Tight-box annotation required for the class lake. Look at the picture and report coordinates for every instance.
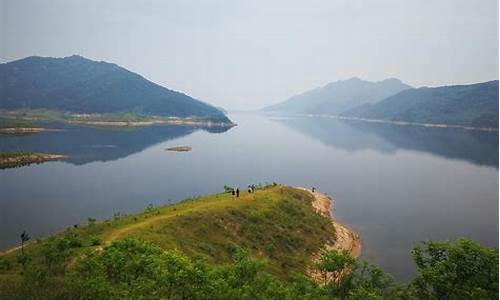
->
[0,113,498,281]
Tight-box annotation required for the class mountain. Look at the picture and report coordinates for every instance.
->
[263,77,412,115]
[343,80,499,128]
[0,55,231,123]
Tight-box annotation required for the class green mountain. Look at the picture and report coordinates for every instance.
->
[0,55,231,123]
[343,80,499,128]
[263,77,412,115]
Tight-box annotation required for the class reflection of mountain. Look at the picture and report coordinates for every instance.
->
[276,117,498,168]
[0,123,231,165]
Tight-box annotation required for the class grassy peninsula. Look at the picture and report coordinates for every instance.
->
[0,185,497,299]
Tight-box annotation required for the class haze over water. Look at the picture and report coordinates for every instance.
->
[0,113,498,281]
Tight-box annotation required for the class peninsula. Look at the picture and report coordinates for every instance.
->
[0,152,66,169]
[0,185,496,300]
[0,185,357,276]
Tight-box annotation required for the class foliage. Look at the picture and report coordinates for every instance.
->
[0,257,11,271]
[410,238,498,300]
[89,236,102,246]
[0,186,497,299]
[316,249,355,286]
[67,238,330,300]
[345,80,499,128]
[0,55,231,122]
[115,186,335,277]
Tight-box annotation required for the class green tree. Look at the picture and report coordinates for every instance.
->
[411,238,498,300]
[316,249,355,286]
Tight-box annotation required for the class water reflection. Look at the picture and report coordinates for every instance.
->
[276,116,498,168]
[0,123,232,165]
[0,114,497,282]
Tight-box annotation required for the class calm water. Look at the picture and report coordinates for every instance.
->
[0,113,498,281]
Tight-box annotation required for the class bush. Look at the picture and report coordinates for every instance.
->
[89,236,102,246]
[0,257,11,271]
[411,238,498,300]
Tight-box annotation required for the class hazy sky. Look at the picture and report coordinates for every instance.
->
[1,0,498,109]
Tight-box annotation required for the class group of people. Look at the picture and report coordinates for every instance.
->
[230,184,257,198]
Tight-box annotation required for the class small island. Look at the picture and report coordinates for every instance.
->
[166,146,192,152]
[0,152,66,169]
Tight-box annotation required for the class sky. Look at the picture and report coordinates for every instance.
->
[1,0,498,110]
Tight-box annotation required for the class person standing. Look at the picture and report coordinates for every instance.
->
[232,189,236,199]
[236,188,240,198]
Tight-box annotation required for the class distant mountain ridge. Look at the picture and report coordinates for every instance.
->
[343,80,499,129]
[0,55,231,123]
[263,77,412,115]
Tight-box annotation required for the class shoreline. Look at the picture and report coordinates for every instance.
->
[0,127,62,134]
[298,187,361,282]
[0,153,67,169]
[298,187,361,258]
[301,188,361,258]
[335,116,498,132]
[66,119,237,128]
[267,113,498,132]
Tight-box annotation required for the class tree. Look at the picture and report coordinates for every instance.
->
[315,249,355,288]
[20,230,30,255]
[411,238,498,300]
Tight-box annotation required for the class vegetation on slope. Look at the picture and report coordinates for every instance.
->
[0,55,231,123]
[0,186,335,278]
[0,186,497,299]
[343,80,499,128]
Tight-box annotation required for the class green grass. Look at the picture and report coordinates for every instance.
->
[0,186,335,279]
[0,118,36,129]
[0,152,35,159]
[0,109,235,125]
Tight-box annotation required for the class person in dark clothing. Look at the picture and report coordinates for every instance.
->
[236,188,240,197]
[312,187,315,192]
[231,189,236,198]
